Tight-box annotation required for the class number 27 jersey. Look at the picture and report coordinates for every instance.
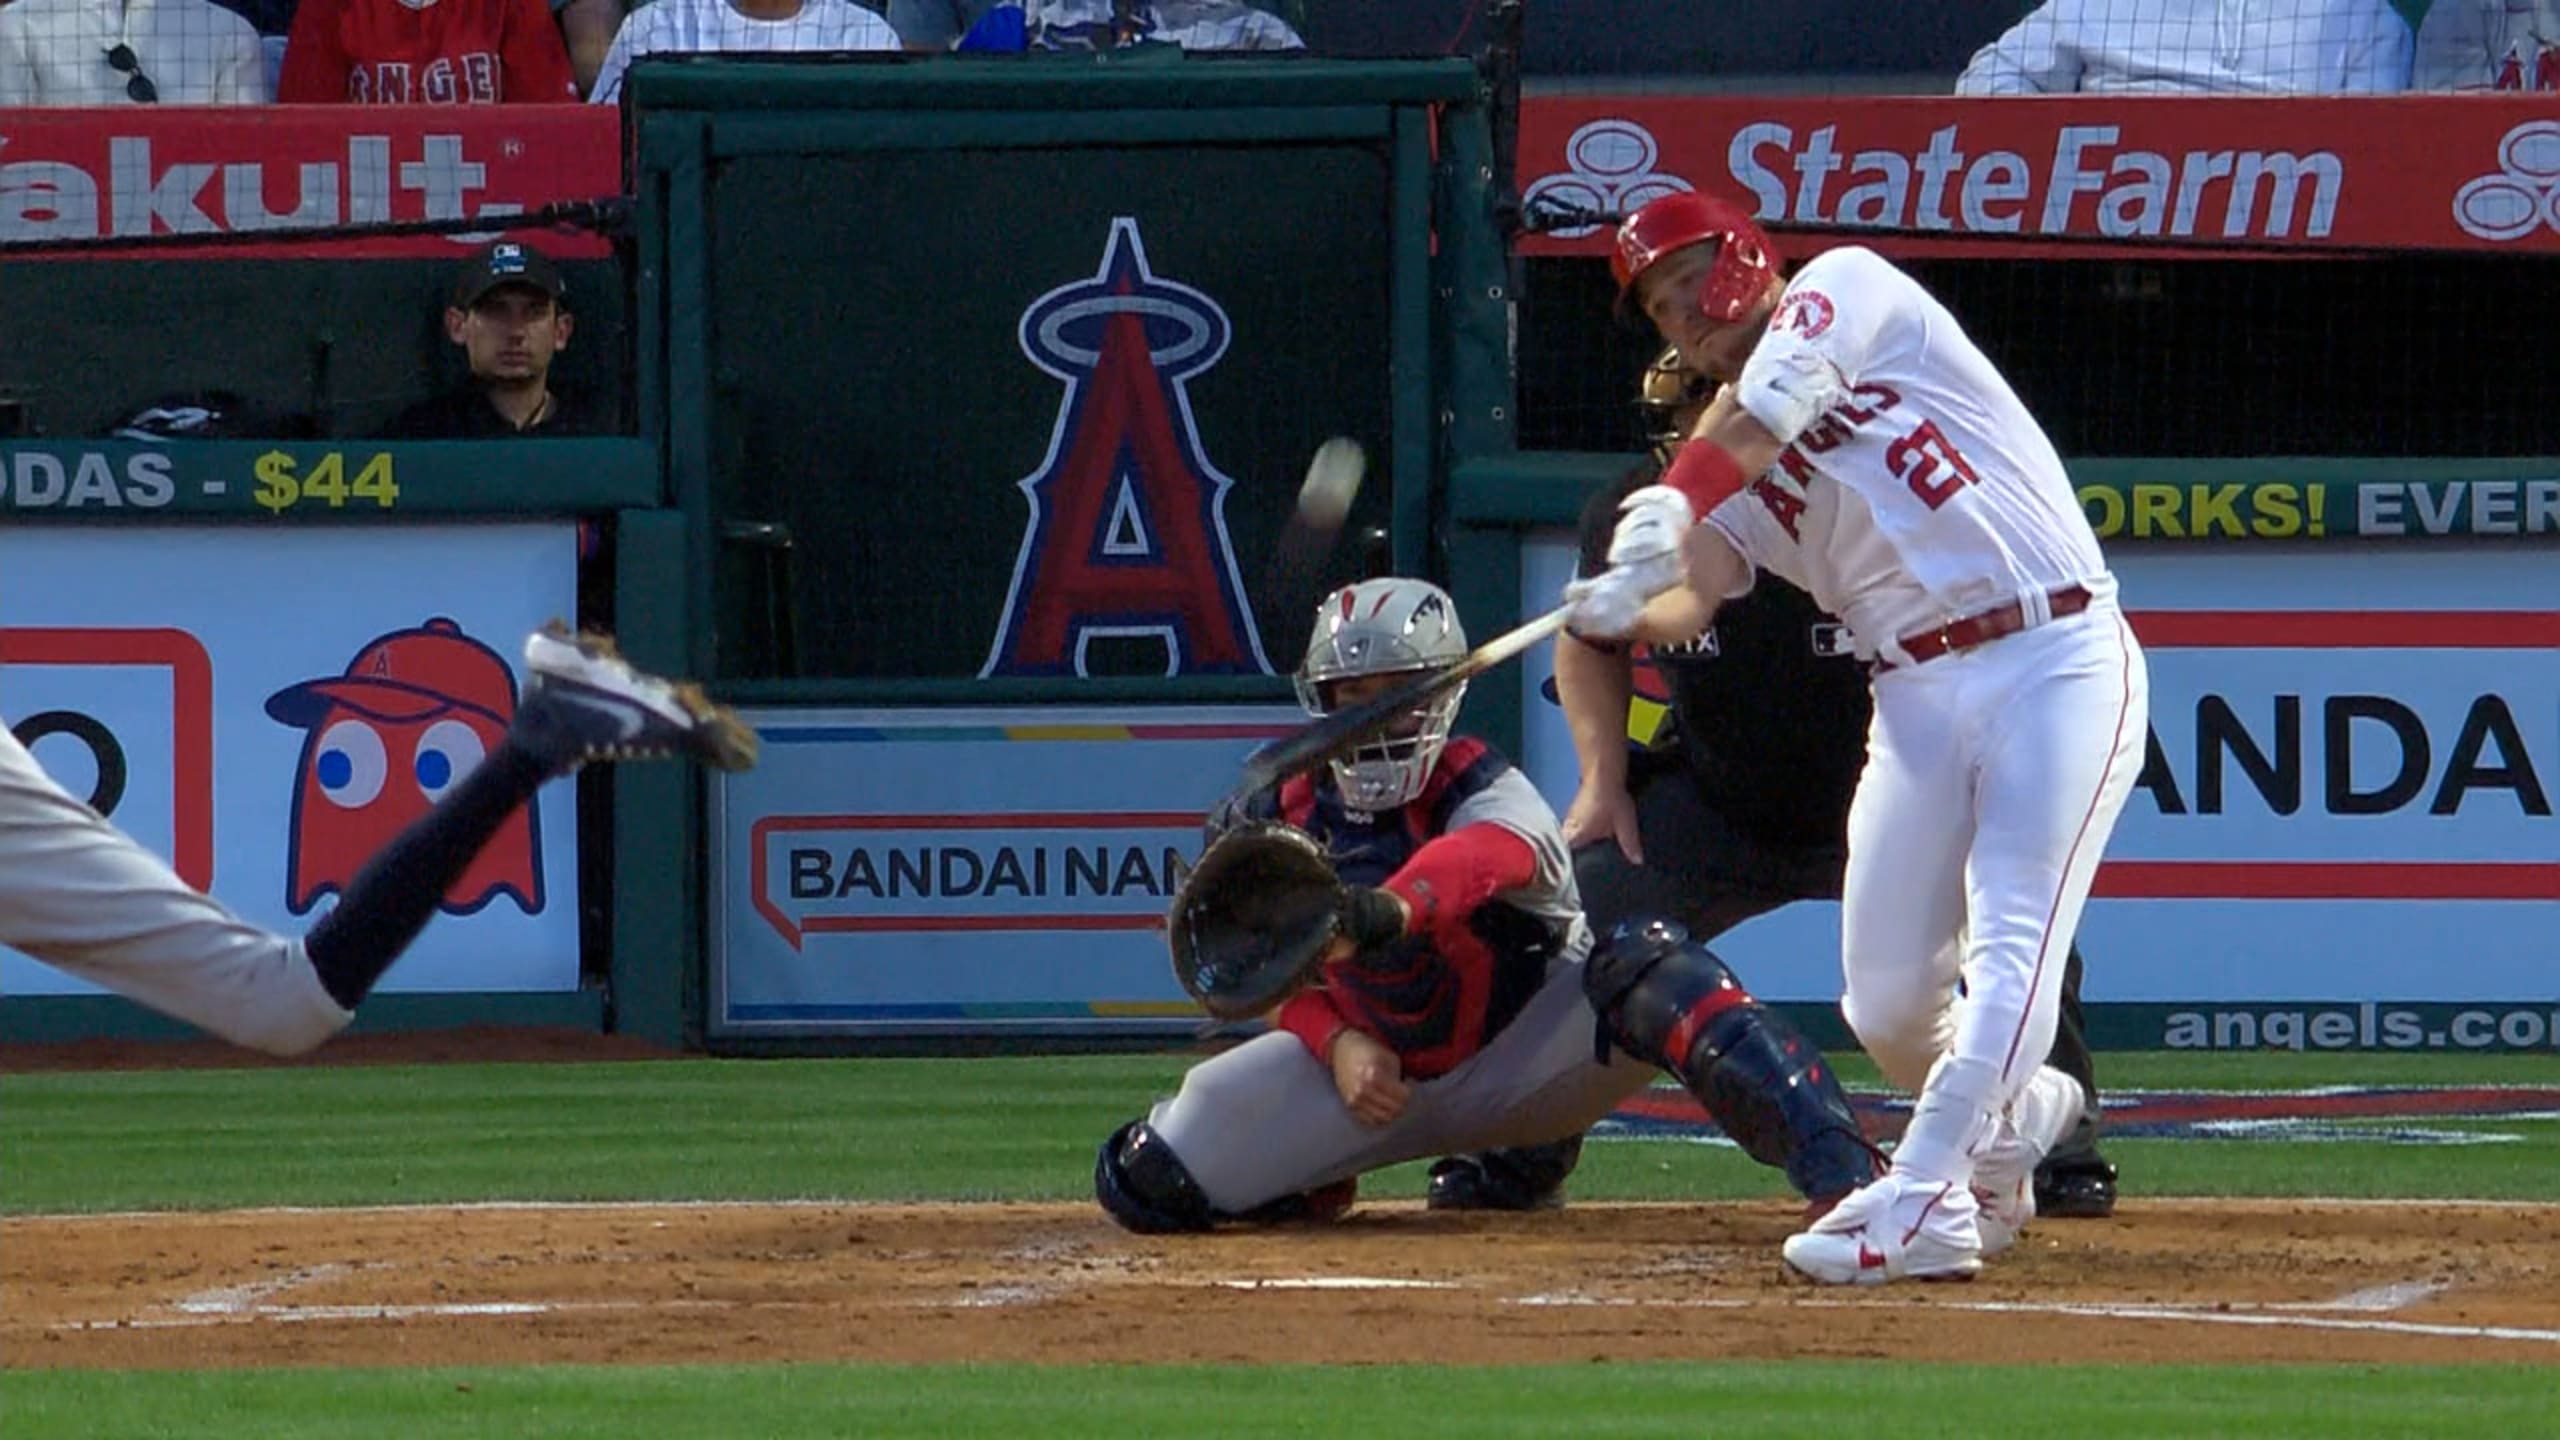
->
[1704,246,2112,649]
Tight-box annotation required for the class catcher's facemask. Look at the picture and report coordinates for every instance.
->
[1640,344,1714,468]
[1296,579,1470,812]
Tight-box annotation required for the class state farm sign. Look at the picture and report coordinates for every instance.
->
[1728,122,2339,240]
[1520,95,2560,259]
[0,107,618,259]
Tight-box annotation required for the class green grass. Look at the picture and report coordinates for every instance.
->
[4,1050,2556,1214]
[2,1362,2551,1440]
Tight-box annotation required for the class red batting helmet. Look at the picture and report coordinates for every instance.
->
[1612,191,1779,326]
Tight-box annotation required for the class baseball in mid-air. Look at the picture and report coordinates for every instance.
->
[1298,437,1366,530]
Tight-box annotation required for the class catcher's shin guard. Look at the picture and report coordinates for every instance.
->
[1094,1121,1218,1234]
[1585,919,1881,1203]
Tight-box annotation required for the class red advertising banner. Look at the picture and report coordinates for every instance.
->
[1519,96,2560,260]
[0,105,619,259]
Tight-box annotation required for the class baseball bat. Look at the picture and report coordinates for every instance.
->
[1228,602,1573,803]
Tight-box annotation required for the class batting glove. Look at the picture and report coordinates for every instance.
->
[1564,485,1692,640]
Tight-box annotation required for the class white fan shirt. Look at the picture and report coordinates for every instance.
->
[590,0,899,103]
[0,0,269,105]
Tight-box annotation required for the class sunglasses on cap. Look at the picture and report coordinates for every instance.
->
[104,44,158,104]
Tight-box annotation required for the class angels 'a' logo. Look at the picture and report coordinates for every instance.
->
[983,218,1270,678]
[1773,289,1836,340]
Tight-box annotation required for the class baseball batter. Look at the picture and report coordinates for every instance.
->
[1095,578,1881,1231]
[1566,193,2149,1284]
[0,625,755,1056]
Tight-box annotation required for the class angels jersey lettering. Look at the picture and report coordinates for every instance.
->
[279,0,576,104]
[1706,246,2112,651]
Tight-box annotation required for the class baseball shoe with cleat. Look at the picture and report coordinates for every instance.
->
[1781,1171,1983,1286]
[514,623,759,774]
[1425,1137,1583,1213]
[2034,1159,2119,1219]
[1972,1066,2089,1255]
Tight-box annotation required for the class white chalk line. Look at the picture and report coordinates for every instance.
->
[52,1300,673,1332]
[1212,1277,1461,1291]
[2273,1281,2448,1312]
[1874,1299,2560,1346]
[171,1263,358,1315]
[1498,1294,2558,1344]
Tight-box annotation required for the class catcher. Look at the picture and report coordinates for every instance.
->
[1094,577,1881,1232]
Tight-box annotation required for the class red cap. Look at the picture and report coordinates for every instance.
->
[265,618,516,727]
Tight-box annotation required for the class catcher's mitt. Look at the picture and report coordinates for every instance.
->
[1167,822,1347,1021]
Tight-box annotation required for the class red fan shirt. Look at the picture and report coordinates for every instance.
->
[279,0,578,104]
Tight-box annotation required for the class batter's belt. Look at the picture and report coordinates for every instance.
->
[1872,582,2093,673]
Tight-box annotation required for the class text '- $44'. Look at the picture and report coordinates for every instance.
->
[253,451,401,514]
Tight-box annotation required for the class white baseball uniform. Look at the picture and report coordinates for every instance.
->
[1699,245,2149,1180]
[1,724,351,1055]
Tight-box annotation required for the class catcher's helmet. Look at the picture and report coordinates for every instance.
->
[1638,343,1713,466]
[1612,191,1779,327]
[1297,578,1468,812]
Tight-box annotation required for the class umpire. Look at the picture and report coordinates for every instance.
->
[1431,356,2117,1219]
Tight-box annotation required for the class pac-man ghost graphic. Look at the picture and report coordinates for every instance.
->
[265,619,542,917]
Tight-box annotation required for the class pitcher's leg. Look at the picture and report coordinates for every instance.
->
[0,729,347,1056]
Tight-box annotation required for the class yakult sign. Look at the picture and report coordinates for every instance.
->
[1519,95,2560,258]
[0,107,618,258]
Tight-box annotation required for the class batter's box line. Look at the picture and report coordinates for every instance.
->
[49,1297,737,1333]
[1496,1293,2559,1345]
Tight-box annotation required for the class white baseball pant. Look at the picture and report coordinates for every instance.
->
[1,725,350,1055]
[1147,957,1657,1214]
[1836,601,2148,1172]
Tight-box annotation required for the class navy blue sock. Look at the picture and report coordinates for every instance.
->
[305,739,551,1010]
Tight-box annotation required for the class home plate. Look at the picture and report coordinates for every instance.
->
[1212,1277,1462,1291]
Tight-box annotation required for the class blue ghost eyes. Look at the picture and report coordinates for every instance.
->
[314,721,388,808]
[314,718,487,806]
[414,720,487,801]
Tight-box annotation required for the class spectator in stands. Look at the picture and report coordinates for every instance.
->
[1955,0,2412,93]
[890,0,1303,52]
[556,0,620,93]
[279,0,577,101]
[207,0,291,97]
[2409,0,2557,88]
[1032,1,1302,49]
[383,241,597,438]
[0,0,272,103]
[588,0,896,103]
[888,0,995,49]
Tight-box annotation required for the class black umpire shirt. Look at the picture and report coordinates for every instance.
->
[1576,468,1872,850]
